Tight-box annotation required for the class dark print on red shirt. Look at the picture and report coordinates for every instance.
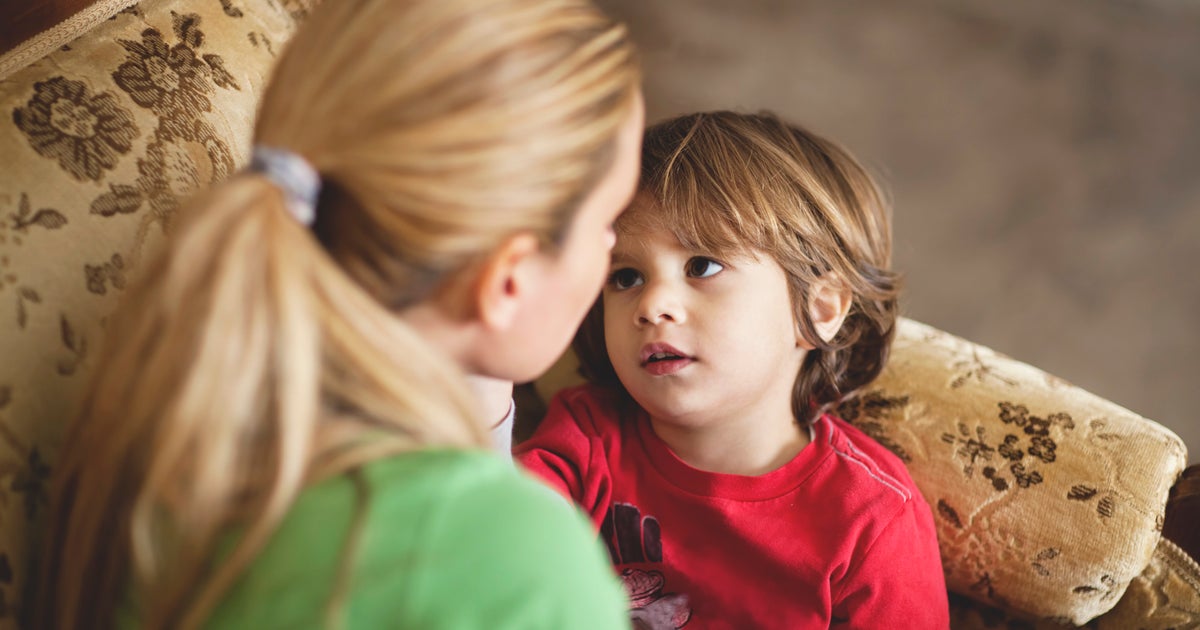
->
[601,503,692,629]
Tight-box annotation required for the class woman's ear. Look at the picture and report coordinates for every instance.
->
[797,274,853,349]
[472,232,541,332]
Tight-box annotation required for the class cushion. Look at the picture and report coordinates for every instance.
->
[0,0,312,625]
[835,318,1186,625]
[949,538,1200,628]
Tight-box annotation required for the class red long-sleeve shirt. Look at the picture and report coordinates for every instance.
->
[516,384,949,629]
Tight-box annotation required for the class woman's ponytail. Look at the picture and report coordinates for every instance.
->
[37,0,639,625]
[40,176,483,627]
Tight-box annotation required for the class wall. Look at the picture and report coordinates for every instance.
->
[599,0,1200,462]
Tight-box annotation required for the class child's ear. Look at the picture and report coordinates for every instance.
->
[796,275,853,349]
[472,232,541,331]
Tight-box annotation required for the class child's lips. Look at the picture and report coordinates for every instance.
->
[640,342,690,365]
[643,356,693,376]
[640,342,694,375]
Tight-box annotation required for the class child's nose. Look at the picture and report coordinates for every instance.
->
[635,281,684,326]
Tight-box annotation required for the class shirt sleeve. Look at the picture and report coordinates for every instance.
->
[409,468,632,630]
[513,390,599,504]
[832,497,949,629]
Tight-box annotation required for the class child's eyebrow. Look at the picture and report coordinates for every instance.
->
[609,251,634,266]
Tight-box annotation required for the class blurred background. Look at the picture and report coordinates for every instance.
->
[597,0,1200,463]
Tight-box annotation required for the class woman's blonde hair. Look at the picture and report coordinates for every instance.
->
[34,0,638,627]
[575,111,899,424]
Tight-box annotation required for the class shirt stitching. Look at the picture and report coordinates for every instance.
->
[828,427,911,502]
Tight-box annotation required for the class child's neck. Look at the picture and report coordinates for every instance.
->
[648,409,812,476]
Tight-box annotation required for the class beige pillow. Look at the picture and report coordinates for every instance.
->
[0,1,312,625]
[949,538,1200,628]
[836,318,1187,625]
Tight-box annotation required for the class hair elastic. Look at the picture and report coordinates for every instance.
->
[248,145,321,226]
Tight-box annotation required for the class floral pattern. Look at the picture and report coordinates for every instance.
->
[0,386,44,525]
[84,254,126,296]
[95,13,241,267]
[0,3,310,626]
[951,349,1018,389]
[1,195,60,330]
[12,77,139,182]
[7,449,49,522]
[113,20,217,136]
[6,194,66,234]
[833,319,1189,625]
[836,391,912,462]
[928,403,1074,495]
[950,539,1200,629]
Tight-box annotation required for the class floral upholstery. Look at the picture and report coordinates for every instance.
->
[835,319,1191,625]
[0,0,311,625]
[950,538,1200,629]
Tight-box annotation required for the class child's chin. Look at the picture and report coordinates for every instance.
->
[632,396,702,427]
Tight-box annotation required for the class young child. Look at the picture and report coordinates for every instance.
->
[516,111,949,628]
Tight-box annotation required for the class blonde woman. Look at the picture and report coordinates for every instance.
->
[32,0,643,628]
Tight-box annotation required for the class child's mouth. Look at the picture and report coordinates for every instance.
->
[640,343,693,375]
[643,355,692,376]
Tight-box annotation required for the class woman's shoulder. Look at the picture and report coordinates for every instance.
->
[359,448,583,528]
[209,449,628,629]
[292,448,599,562]
[357,449,630,627]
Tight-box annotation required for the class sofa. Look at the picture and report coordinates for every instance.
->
[1,1,1197,627]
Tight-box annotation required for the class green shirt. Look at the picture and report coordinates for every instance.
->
[200,449,629,629]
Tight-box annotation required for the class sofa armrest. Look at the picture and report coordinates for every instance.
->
[838,319,1186,625]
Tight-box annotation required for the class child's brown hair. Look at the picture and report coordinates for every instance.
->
[575,110,900,424]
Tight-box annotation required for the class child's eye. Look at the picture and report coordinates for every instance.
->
[608,268,644,290]
[685,257,724,279]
